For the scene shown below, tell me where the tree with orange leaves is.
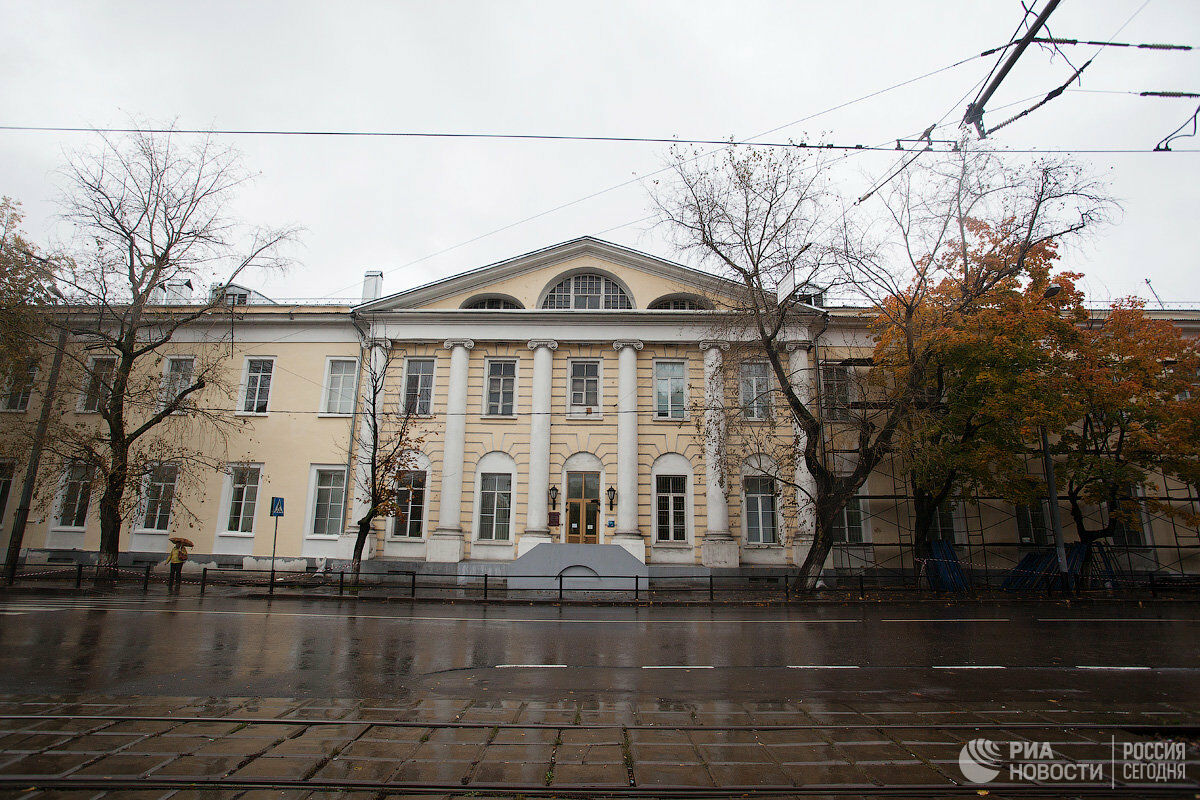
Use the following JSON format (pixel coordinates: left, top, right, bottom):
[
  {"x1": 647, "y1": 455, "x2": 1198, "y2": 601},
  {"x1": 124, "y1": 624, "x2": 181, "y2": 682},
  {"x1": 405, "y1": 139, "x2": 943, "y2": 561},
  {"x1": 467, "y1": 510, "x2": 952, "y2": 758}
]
[{"x1": 1042, "y1": 299, "x2": 1200, "y2": 554}]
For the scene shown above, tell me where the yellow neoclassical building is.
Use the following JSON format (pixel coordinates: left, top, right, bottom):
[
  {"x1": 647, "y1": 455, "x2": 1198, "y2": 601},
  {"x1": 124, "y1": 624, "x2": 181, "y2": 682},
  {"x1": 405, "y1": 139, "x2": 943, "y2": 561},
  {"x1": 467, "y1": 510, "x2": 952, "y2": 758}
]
[{"x1": 2, "y1": 237, "x2": 1198, "y2": 578}]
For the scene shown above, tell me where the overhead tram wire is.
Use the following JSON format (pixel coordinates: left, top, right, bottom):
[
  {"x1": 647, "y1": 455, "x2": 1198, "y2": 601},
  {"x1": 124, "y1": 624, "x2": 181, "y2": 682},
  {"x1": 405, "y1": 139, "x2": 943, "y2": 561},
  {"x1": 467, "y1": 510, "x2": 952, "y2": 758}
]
[{"x1": 305, "y1": 44, "x2": 1035, "y2": 300}]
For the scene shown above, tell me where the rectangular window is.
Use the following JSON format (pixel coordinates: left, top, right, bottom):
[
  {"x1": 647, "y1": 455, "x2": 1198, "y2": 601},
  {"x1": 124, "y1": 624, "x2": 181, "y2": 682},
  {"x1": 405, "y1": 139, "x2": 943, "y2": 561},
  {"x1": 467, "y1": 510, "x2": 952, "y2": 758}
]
[
  {"x1": 569, "y1": 360, "x2": 600, "y2": 412},
  {"x1": 141, "y1": 463, "x2": 179, "y2": 532},
  {"x1": 1016, "y1": 500, "x2": 1050, "y2": 547},
  {"x1": 929, "y1": 502, "x2": 959, "y2": 544},
  {"x1": 740, "y1": 362, "x2": 772, "y2": 420},
  {"x1": 242, "y1": 359, "x2": 273, "y2": 413},
  {"x1": 655, "y1": 475, "x2": 687, "y2": 542},
  {"x1": 1108, "y1": 488, "x2": 1147, "y2": 547},
  {"x1": 654, "y1": 361, "x2": 686, "y2": 419},
  {"x1": 161, "y1": 357, "x2": 195, "y2": 407},
  {"x1": 478, "y1": 472, "x2": 512, "y2": 540},
  {"x1": 311, "y1": 468, "x2": 346, "y2": 536},
  {"x1": 324, "y1": 358, "x2": 357, "y2": 414},
  {"x1": 831, "y1": 496, "x2": 865, "y2": 544},
  {"x1": 821, "y1": 364, "x2": 851, "y2": 422},
  {"x1": 744, "y1": 476, "x2": 778, "y2": 544},
  {"x1": 393, "y1": 470, "x2": 426, "y2": 538},
  {"x1": 81, "y1": 357, "x2": 117, "y2": 413},
  {"x1": 226, "y1": 466, "x2": 260, "y2": 533},
  {"x1": 2, "y1": 359, "x2": 37, "y2": 412},
  {"x1": 0, "y1": 461, "x2": 14, "y2": 519},
  {"x1": 403, "y1": 358, "x2": 435, "y2": 415},
  {"x1": 485, "y1": 360, "x2": 516, "y2": 416},
  {"x1": 58, "y1": 463, "x2": 93, "y2": 528}
]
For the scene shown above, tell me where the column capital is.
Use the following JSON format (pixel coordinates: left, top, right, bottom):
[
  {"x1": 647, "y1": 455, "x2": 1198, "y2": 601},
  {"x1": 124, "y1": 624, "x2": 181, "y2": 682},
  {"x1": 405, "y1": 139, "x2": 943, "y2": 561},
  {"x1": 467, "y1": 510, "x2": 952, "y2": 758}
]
[
  {"x1": 613, "y1": 339, "x2": 643, "y2": 351},
  {"x1": 784, "y1": 340, "x2": 814, "y2": 352},
  {"x1": 699, "y1": 340, "x2": 729, "y2": 352},
  {"x1": 527, "y1": 339, "x2": 559, "y2": 351},
  {"x1": 443, "y1": 338, "x2": 475, "y2": 351}
]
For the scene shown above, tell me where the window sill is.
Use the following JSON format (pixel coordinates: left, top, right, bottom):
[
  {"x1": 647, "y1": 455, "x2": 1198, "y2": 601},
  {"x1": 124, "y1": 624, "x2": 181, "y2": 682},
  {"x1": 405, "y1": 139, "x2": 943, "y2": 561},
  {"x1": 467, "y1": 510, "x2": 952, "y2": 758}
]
[
  {"x1": 652, "y1": 540, "x2": 692, "y2": 548},
  {"x1": 216, "y1": 530, "x2": 256, "y2": 538},
  {"x1": 481, "y1": 415, "x2": 517, "y2": 420},
  {"x1": 651, "y1": 415, "x2": 688, "y2": 423},
  {"x1": 744, "y1": 542, "x2": 782, "y2": 549},
  {"x1": 387, "y1": 535, "x2": 425, "y2": 542},
  {"x1": 305, "y1": 534, "x2": 341, "y2": 541},
  {"x1": 0, "y1": 408, "x2": 30, "y2": 414},
  {"x1": 234, "y1": 411, "x2": 269, "y2": 418},
  {"x1": 316, "y1": 412, "x2": 353, "y2": 419},
  {"x1": 473, "y1": 538, "x2": 513, "y2": 545},
  {"x1": 132, "y1": 529, "x2": 170, "y2": 536},
  {"x1": 566, "y1": 413, "x2": 605, "y2": 421},
  {"x1": 49, "y1": 526, "x2": 86, "y2": 534},
  {"x1": 403, "y1": 412, "x2": 435, "y2": 419}
]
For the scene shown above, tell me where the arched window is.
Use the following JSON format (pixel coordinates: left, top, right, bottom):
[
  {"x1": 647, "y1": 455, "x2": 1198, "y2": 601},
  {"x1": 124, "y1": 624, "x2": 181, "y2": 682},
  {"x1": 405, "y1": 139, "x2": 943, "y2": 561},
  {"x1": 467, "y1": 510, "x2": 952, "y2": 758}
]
[
  {"x1": 649, "y1": 294, "x2": 710, "y2": 311},
  {"x1": 541, "y1": 274, "x2": 632, "y2": 310},
  {"x1": 463, "y1": 296, "x2": 522, "y2": 310}
]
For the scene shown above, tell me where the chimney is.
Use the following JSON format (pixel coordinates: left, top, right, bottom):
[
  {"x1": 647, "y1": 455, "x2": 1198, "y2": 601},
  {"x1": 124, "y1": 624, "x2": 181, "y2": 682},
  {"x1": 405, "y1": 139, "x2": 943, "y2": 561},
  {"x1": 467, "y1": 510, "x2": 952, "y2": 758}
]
[{"x1": 361, "y1": 270, "x2": 383, "y2": 302}]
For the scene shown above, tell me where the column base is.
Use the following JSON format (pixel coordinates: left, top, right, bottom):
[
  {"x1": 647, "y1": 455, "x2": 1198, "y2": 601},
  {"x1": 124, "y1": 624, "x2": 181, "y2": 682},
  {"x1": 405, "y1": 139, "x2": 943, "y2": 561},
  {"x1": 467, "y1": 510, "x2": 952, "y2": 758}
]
[
  {"x1": 610, "y1": 532, "x2": 646, "y2": 563},
  {"x1": 517, "y1": 529, "x2": 554, "y2": 557},
  {"x1": 701, "y1": 533, "x2": 740, "y2": 568},
  {"x1": 427, "y1": 529, "x2": 464, "y2": 563}
]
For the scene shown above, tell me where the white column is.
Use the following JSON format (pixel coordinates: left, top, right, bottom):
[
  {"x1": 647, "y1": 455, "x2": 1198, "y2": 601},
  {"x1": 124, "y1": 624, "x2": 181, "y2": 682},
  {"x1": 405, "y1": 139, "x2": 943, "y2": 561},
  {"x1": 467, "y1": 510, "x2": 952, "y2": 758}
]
[
  {"x1": 428, "y1": 338, "x2": 473, "y2": 563},
  {"x1": 612, "y1": 340, "x2": 645, "y2": 562},
  {"x1": 700, "y1": 341, "x2": 738, "y2": 568},
  {"x1": 519, "y1": 339, "x2": 557, "y2": 556},
  {"x1": 788, "y1": 341, "x2": 818, "y2": 564}
]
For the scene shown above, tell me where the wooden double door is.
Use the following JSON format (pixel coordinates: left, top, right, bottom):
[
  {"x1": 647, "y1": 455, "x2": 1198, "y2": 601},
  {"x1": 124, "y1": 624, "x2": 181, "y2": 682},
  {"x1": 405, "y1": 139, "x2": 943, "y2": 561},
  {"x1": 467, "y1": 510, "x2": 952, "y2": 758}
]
[{"x1": 565, "y1": 471, "x2": 600, "y2": 544}]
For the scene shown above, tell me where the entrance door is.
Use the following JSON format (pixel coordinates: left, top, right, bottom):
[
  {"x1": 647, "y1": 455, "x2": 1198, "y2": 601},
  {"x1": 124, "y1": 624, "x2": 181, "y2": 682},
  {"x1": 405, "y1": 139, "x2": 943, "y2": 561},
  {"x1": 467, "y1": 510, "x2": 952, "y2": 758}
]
[{"x1": 565, "y1": 471, "x2": 600, "y2": 544}]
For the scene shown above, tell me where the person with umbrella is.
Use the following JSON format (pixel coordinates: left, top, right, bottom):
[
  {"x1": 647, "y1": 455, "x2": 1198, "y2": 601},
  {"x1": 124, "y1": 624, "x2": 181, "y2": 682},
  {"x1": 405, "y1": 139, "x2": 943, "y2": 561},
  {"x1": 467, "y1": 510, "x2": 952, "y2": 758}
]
[{"x1": 167, "y1": 537, "x2": 193, "y2": 591}]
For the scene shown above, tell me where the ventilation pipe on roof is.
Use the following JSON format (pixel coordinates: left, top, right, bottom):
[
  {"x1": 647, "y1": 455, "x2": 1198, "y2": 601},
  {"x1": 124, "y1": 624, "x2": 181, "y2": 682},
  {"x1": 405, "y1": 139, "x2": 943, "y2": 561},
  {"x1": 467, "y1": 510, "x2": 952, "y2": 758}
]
[{"x1": 362, "y1": 270, "x2": 383, "y2": 302}]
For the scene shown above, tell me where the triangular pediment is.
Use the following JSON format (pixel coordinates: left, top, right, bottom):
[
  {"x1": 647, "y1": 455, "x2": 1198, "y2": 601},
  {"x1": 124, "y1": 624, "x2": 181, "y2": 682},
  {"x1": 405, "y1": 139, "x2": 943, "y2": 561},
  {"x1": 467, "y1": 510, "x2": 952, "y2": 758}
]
[{"x1": 355, "y1": 237, "x2": 739, "y2": 312}]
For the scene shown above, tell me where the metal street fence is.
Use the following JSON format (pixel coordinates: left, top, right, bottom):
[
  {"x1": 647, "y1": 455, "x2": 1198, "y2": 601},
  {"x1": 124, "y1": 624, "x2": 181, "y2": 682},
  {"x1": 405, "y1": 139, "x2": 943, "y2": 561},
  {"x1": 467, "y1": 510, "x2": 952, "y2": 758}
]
[{"x1": 4, "y1": 549, "x2": 1200, "y2": 601}]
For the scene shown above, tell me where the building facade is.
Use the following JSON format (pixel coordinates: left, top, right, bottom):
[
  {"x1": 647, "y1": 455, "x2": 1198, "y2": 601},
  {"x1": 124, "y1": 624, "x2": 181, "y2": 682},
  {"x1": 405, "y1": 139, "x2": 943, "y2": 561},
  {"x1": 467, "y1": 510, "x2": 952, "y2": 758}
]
[{"x1": 2, "y1": 237, "x2": 1197, "y2": 576}]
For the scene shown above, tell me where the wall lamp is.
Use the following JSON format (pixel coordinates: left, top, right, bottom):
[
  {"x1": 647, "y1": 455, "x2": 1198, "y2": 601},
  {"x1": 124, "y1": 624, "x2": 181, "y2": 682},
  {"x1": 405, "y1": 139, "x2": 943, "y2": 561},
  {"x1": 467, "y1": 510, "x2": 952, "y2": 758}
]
[
  {"x1": 606, "y1": 485, "x2": 617, "y2": 511},
  {"x1": 548, "y1": 485, "x2": 559, "y2": 509}
]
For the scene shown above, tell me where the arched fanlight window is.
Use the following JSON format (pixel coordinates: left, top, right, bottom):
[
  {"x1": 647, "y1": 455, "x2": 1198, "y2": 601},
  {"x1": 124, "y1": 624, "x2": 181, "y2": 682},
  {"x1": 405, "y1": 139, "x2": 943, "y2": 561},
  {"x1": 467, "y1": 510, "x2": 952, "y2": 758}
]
[
  {"x1": 541, "y1": 274, "x2": 632, "y2": 310},
  {"x1": 464, "y1": 297, "x2": 522, "y2": 309},
  {"x1": 648, "y1": 293, "x2": 713, "y2": 311}
]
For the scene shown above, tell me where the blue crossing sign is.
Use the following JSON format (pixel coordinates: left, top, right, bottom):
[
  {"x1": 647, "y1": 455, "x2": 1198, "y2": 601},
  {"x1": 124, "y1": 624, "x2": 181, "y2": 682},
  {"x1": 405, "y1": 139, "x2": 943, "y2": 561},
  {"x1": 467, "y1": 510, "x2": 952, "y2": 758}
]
[{"x1": 270, "y1": 497, "x2": 285, "y2": 517}]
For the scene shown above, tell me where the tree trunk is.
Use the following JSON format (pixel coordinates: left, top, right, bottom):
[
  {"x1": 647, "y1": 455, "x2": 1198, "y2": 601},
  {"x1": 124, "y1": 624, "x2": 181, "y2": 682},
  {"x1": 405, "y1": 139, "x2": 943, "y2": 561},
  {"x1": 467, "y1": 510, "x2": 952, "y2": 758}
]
[
  {"x1": 95, "y1": 450, "x2": 128, "y2": 589},
  {"x1": 96, "y1": 481, "x2": 123, "y2": 589},
  {"x1": 911, "y1": 485, "x2": 937, "y2": 589},
  {"x1": 793, "y1": 528, "x2": 833, "y2": 590},
  {"x1": 351, "y1": 514, "x2": 373, "y2": 587}
]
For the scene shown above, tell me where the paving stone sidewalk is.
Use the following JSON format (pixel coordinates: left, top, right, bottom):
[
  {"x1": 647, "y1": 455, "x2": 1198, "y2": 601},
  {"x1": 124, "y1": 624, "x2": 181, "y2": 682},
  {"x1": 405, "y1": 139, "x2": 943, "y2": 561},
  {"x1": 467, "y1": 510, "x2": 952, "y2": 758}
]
[{"x1": 0, "y1": 694, "x2": 1197, "y2": 798}]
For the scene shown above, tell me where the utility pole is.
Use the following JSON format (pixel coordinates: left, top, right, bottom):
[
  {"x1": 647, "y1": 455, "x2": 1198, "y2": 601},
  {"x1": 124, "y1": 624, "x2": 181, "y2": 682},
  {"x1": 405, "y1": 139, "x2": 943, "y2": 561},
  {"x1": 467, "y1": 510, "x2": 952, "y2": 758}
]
[
  {"x1": 1040, "y1": 426, "x2": 1070, "y2": 590},
  {"x1": 5, "y1": 327, "x2": 68, "y2": 584},
  {"x1": 963, "y1": 0, "x2": 1065, "y2": 136}
]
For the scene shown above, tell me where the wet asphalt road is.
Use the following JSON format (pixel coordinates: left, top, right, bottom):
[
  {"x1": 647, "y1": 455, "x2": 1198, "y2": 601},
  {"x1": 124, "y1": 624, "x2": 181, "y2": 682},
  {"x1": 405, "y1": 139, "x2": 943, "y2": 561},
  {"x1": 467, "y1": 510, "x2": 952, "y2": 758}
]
[{"x1": 0, "y1": 595, "x2": 1197, "y2": 708}]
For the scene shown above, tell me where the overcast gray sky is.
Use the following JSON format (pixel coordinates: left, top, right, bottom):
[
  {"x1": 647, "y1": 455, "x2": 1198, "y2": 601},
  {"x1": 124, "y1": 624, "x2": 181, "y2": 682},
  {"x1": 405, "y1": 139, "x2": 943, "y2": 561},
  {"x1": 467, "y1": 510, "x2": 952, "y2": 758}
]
[{"x1": 2, "y1": 1, "x2": 1197, "y2": 304}]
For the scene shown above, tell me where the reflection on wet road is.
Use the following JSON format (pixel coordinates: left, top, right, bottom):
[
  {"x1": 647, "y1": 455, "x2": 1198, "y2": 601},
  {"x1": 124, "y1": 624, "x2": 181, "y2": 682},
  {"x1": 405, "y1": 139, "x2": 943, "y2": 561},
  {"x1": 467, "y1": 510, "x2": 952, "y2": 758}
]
[{"x1": 1, "y1": 596, "x2": 1197, "y2": 705}]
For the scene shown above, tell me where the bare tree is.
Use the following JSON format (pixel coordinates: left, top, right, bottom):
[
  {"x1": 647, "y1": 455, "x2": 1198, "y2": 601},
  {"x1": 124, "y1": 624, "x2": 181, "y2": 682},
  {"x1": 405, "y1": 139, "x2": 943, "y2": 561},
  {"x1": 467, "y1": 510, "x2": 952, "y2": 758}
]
[
  {"x1": 654, "y1": 143, "x2": 1109, "y2": 587},
  {"x1": 349, "y1": 341, "x2": 423, "y2": 584},
  {"x1": 31, "y1": 127, "x2": 295, "y2": 584}
]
